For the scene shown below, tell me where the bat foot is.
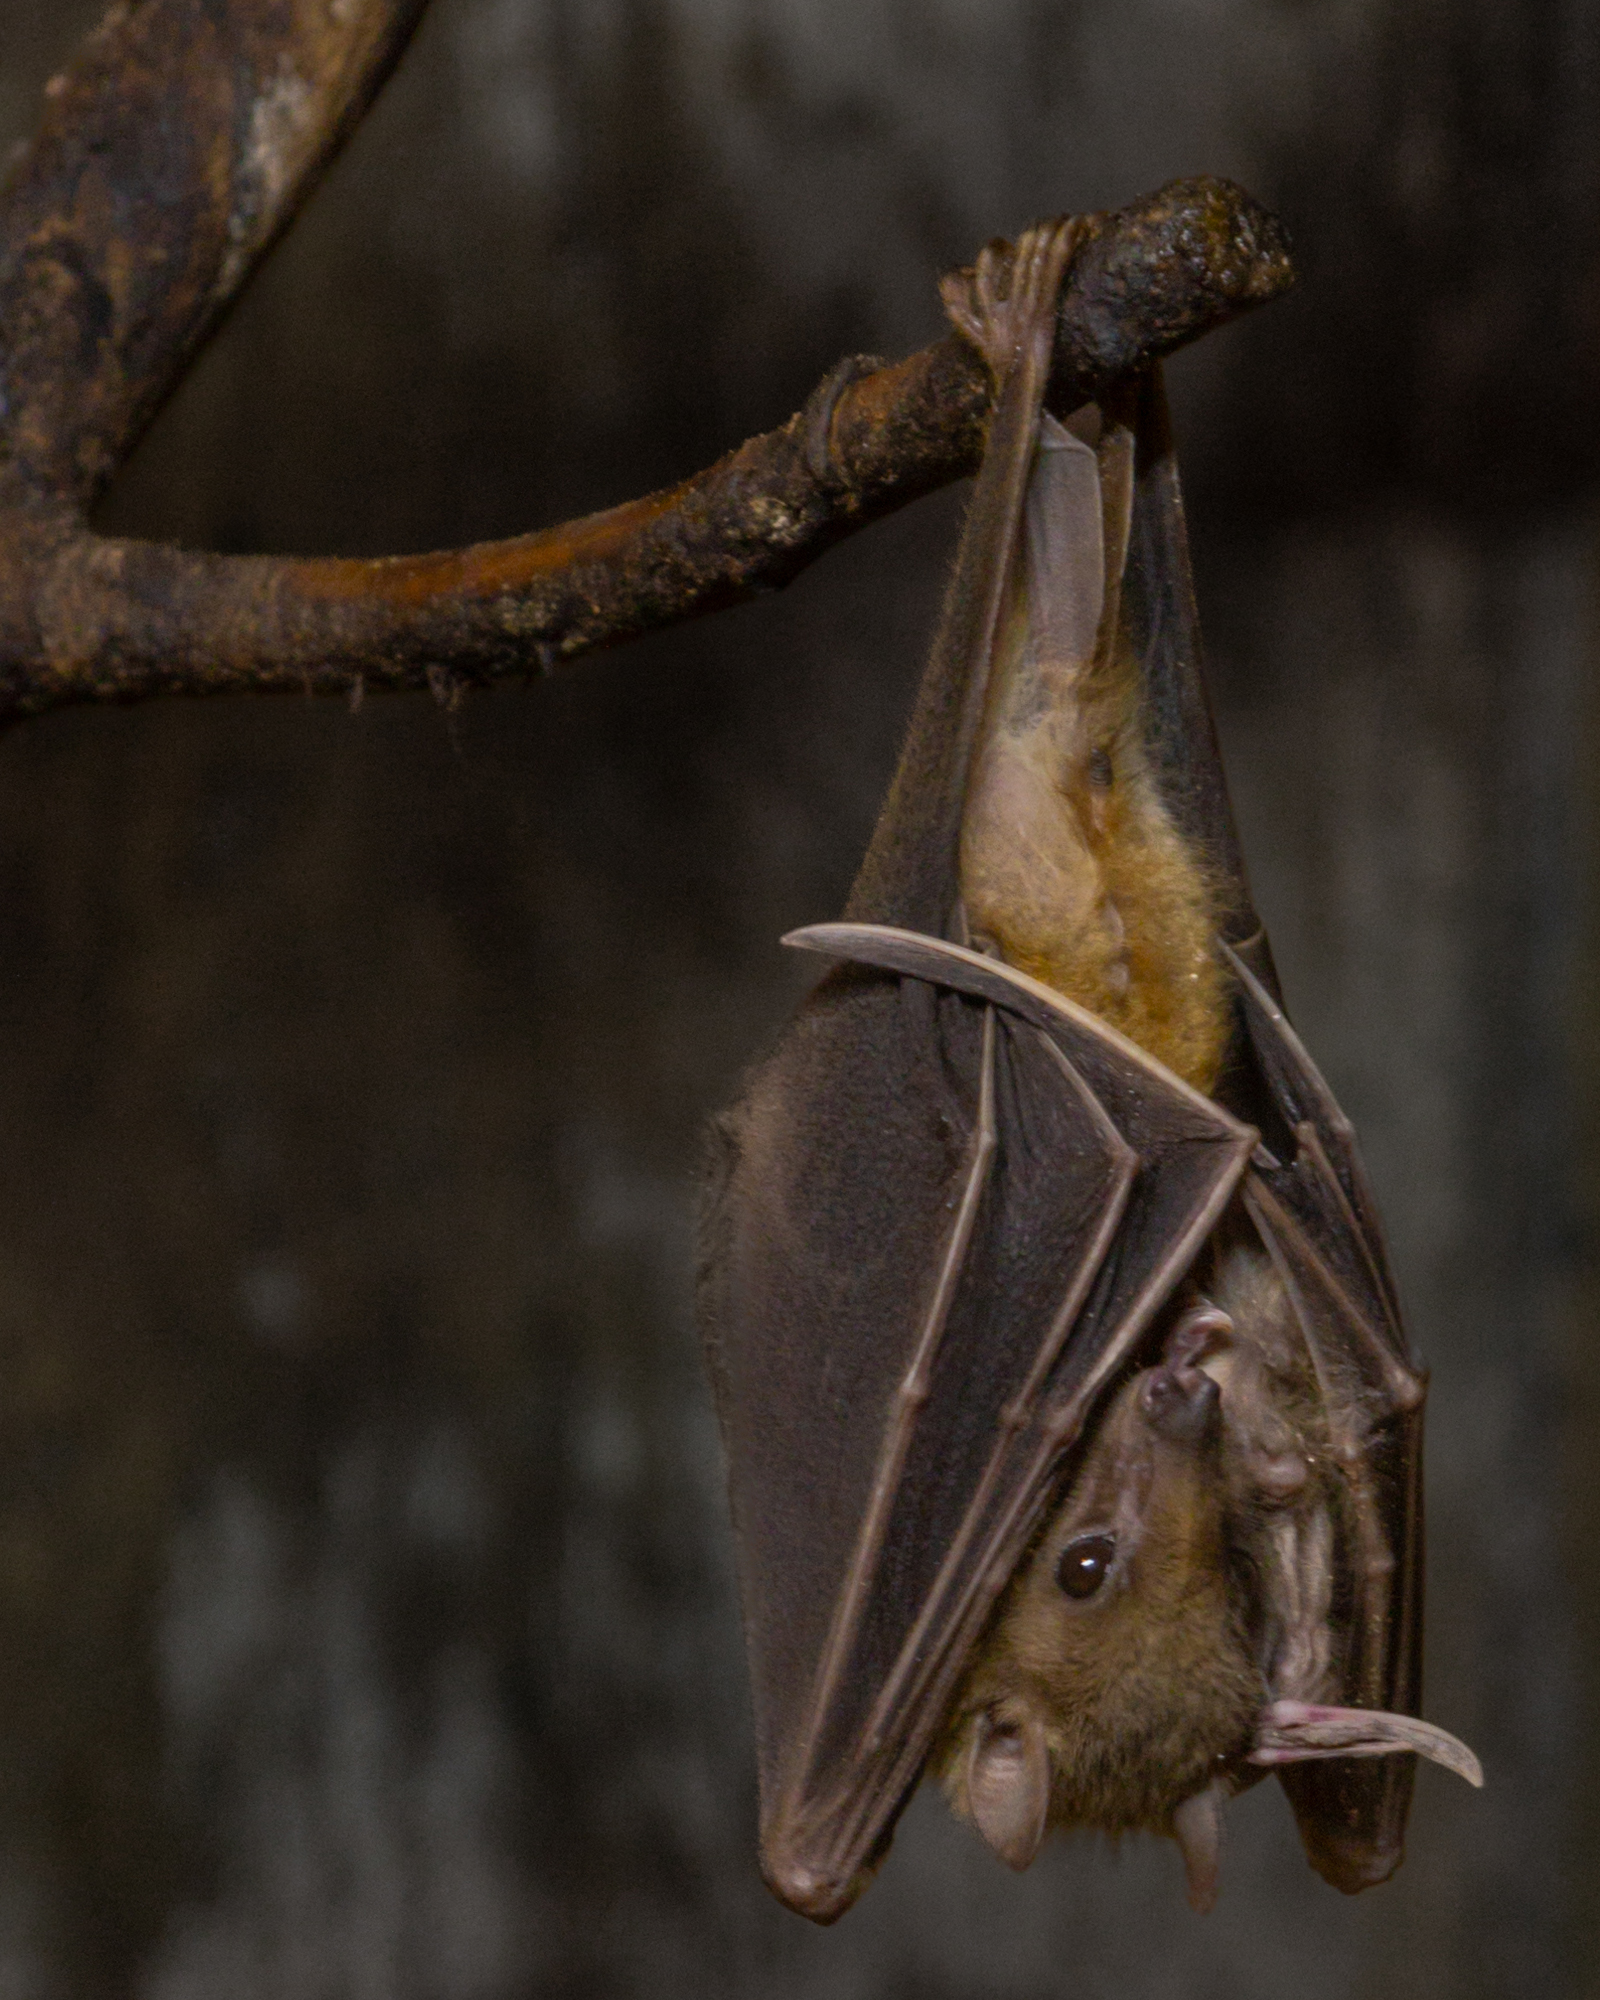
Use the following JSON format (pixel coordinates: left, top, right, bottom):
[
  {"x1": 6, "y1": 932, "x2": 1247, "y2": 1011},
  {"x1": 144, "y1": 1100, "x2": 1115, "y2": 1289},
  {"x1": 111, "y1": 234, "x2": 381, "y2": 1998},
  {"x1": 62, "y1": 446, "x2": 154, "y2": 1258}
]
[{"x1": 939, "y1": 218, "x2": 1086, "y2": 385}]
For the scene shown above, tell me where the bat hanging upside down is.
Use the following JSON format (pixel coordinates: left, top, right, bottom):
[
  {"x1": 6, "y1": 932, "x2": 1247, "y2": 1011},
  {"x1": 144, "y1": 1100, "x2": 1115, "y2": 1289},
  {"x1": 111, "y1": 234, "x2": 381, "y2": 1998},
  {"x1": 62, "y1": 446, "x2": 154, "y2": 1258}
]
[{"x1": 698, "y1": 216, "x2": 1480, "y2": 1923}]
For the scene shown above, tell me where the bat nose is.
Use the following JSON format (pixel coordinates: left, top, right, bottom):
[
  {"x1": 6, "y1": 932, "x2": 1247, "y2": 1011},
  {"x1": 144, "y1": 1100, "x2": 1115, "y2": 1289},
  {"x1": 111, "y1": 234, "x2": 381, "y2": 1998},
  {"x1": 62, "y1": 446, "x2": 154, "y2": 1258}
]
[{"x1": 1140, "y1": 1361, "x2": 1220, "y2": 1444}]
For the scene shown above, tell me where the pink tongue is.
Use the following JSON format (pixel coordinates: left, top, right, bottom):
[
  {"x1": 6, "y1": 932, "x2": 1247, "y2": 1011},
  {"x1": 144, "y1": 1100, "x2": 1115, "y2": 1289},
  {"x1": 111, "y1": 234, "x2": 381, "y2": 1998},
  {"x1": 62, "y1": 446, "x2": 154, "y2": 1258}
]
[{"x1": 1248, "y1": 1701, "x2": 1483, "y2": 1788}]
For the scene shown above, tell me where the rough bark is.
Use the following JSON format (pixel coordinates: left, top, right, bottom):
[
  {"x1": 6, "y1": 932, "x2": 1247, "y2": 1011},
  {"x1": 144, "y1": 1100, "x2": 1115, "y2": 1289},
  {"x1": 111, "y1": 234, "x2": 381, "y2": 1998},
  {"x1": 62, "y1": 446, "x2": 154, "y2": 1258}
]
[{"x1": 0, "y1": 1, "x2": 1292, "y2": 726}]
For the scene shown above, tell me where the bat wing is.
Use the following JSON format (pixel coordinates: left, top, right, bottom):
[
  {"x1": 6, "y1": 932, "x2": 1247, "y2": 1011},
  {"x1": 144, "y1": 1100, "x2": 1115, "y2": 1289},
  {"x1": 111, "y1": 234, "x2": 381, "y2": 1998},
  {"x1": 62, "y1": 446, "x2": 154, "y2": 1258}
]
[
  {"x1": 1120, "y1": 369, "x2": 1436, "y2": 1886},
  {"x1": 1223, "y1": 942, "x2": 1428, "y2": 1891},
  {"x1": 1119, "y1": 367, "x2": 1295, "y2": 1006},
  {"x1": 700, "y1": 924, "x2": 1254, "y2": 1920}
]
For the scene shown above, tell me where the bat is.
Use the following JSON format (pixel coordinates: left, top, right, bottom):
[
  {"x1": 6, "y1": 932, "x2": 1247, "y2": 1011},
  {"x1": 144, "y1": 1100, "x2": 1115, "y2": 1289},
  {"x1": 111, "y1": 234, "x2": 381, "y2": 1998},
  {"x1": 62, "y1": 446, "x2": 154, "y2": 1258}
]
[{"x1": 698, "y1": 216, "x2": 1480, "y2": 1924}]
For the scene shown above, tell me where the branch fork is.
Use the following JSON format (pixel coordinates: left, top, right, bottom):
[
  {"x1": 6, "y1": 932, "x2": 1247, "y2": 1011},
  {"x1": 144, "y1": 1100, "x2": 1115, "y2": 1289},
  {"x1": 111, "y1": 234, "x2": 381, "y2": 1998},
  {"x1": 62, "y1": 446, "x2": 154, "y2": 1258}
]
[{"x1": 0, "y1": 1, "x2": 1295, "y2": 729}]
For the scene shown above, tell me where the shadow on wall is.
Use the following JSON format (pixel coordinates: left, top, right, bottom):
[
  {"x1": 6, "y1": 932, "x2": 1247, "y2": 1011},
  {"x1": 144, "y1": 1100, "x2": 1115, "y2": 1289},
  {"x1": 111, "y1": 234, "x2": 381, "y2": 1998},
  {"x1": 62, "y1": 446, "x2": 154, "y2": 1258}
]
[{"x1": 0, "y1": 0, "x2": 1594, "y2": 1994}]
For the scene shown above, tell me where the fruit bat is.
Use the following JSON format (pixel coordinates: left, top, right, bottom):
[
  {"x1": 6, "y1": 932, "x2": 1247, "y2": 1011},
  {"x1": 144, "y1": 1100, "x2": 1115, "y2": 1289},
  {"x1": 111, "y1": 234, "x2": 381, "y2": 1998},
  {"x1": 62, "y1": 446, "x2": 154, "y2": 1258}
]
[{"x1": 698, "y1": 217, "x2": 1480, "y2": 1924}]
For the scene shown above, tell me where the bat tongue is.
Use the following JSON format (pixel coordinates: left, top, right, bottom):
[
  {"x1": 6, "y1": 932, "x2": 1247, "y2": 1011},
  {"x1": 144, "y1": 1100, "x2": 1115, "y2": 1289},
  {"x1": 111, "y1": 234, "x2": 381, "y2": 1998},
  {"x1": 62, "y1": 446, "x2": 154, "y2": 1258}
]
[{"x1": 1248, "y1": 1701, "x2": 1484, "y2": 1788}]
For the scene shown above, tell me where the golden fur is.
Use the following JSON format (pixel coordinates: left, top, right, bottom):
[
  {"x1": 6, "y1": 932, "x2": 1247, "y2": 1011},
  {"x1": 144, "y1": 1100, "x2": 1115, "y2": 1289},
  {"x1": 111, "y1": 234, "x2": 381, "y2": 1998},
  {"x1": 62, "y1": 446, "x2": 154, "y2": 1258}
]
[{"x1": 960, "y1": 619, "x2": 1230, "y2": 1096}]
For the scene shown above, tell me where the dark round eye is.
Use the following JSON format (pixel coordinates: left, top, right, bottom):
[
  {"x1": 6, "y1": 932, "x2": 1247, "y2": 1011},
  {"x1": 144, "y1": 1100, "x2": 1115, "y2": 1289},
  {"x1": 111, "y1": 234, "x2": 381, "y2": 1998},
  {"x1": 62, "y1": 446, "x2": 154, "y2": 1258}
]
[
  {"x1": 1087, "y1": 747, "x2": 1114, "y2": 789},
  {"x1": 1056, "y1": 1532, "x2": 1116, "y2": 1600}
]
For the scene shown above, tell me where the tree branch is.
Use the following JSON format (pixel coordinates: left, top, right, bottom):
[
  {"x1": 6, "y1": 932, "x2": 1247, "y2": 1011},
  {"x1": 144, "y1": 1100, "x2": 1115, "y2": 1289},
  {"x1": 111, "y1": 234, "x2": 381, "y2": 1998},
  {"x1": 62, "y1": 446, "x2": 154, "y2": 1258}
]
[
  {"x1": 0, "y1": 172, "x2": 1292, "y2": 726},
  {"x1": 0, "y1": 2, "x2": 1293, "y2": 725},
  {"x1": 0, "y1": 0, "x2": 431, "y2": 514}
]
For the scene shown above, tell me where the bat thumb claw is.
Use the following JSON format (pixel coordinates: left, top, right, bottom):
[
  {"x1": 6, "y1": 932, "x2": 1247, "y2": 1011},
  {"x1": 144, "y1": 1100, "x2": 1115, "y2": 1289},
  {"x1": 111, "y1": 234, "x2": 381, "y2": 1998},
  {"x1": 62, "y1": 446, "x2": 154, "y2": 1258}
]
[{"x1": 1165, "y1": 1298, "x2": 1234, "y2": 1365}]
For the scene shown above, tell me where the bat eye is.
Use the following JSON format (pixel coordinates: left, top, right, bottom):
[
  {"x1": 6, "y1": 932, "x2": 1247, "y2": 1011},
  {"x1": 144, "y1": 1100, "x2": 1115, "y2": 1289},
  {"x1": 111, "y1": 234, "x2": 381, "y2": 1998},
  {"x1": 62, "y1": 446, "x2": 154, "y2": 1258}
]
[
  {"x1": 1056, "y1": 1533, "x2": 1116, "y2": 1599},
  {"x1": 1087, "y1": 747, "x2": 1114, "y2": 789}
]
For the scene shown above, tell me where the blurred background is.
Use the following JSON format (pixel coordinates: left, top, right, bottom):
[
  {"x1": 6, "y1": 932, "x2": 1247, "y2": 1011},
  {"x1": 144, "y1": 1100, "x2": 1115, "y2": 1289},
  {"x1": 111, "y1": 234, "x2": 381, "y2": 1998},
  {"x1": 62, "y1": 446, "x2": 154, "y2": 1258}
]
[{"x1": 0, "y1": 0, "x2": 1596, "y2": 1993}]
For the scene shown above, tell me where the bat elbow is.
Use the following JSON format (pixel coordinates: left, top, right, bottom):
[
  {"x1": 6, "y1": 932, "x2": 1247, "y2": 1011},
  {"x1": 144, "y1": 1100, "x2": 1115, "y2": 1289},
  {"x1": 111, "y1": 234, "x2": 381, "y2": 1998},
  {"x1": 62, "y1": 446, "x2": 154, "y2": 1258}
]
[
  {"x1": 760, "y1": 1846, "x2": 864, "y2": 1924},
  {"x1": 1303, "y1": 1829, "x2": 1404, "y2": 1895}
]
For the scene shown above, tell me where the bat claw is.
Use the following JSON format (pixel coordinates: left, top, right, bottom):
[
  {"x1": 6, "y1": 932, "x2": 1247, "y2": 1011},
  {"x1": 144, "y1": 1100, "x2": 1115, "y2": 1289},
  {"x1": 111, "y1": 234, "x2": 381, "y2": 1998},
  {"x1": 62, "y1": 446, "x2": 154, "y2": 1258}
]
[
  {"x1": 801, "y1": 352, "x2": 887, "y2": 491},
  {"x1": 1140, "y1": 1360, "x2": 1220, "y2": 1444},
  {"x1": 939, "y1": 216, "x2": 1087, "y2": 384}
]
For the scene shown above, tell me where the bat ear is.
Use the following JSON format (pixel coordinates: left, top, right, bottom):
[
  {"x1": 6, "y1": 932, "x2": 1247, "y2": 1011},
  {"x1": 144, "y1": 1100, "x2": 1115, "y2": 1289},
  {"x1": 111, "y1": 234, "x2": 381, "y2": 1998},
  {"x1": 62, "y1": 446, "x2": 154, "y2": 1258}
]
[
  {"x1": 1248, "y1": 1701, "x2": 1483, "y2": 1788},
  {"x1": 1171, "y1": 1783, "x2": 1224, "y2": 1914},
  {"x1": 965, "y1": 1707, "x2": 1052, "y2": 1871}
]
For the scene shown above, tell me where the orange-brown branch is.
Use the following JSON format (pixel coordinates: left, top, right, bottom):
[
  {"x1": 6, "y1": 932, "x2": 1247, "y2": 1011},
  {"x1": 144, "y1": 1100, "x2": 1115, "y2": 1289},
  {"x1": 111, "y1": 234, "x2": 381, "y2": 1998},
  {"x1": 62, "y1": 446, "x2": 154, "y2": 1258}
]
[
  {"x1": 0, "y1": 168, "x2": 1292, "y2": 726},
  {"x1": 0, "y1": 6, "x2": 1291, "y2": 726}
]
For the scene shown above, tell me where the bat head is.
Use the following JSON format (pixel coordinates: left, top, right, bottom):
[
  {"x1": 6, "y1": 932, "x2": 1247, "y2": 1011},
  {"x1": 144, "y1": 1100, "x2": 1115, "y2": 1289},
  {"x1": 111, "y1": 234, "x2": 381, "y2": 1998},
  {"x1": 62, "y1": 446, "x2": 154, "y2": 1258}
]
[
  {"x1": 934, "y1": 1299, "x2": 1265, "y2": 1908},
  {"x1": 935, "y1": 1246, "x2": 1480, "y2": 1909}
]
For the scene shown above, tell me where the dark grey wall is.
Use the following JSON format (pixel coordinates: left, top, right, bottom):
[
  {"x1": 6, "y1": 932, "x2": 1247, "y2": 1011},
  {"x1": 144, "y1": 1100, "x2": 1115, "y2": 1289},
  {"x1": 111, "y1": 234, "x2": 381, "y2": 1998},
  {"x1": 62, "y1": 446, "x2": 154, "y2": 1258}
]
[{"x1": 0, "y1": 1, "x2": 1595, "y2": 1994}]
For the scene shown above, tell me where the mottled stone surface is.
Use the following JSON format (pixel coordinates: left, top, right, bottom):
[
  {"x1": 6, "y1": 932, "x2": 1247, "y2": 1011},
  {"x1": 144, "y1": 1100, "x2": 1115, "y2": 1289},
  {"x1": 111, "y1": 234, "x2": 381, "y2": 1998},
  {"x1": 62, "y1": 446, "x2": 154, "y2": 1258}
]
[{"x1": 0, "y1": 0, "x2": 1595, "y2": 1994}]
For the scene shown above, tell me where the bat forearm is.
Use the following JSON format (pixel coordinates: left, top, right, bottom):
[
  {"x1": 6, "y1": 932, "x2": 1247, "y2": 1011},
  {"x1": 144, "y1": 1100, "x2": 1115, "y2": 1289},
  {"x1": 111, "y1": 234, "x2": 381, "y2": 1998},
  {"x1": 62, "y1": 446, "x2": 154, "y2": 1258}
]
[{"x1": 0, "y1": 179, "x2": 1291, "y2": 728}]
